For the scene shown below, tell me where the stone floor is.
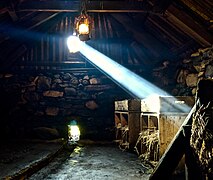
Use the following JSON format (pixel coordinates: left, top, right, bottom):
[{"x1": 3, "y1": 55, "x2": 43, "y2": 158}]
[
  {"x1": 0, "y1": 138, "x2": 65, "y2": 179},
  {"x1": 0, "y1": 139, "x2": 152, "y2": 180},
  {"x1": 27, "y1": 140, "x2": 152, "y2": 180},
  {"x1": 0, "y1": 139, "x2": 185, "y2": 180}
]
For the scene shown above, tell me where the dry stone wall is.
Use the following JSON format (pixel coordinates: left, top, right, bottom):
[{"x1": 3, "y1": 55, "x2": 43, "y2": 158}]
[
  {"x1": 174, "y1": 46, "x2": 213, "y2": 96},
  {"x1": 0, "y1": 72, "x2": 128, "y2": 141},
  {"x1": 151, "y1": 46, "x2": 213, "y2": 96}
]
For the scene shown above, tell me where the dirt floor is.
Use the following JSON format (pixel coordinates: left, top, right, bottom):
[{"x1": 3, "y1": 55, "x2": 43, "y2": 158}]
[
  {"x1": 0, "y1": 139, "x2": 186, "y2": 180},
  {"x1": 27, "y1": 140, "x2": 152, "y2": 180},
  {"x1": 0, "y1": 139, "x2": 64, "y2": 179}
]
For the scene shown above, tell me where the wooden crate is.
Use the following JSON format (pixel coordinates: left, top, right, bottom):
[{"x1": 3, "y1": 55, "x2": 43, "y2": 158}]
[
  {"x1": 115, "y1": 99, "x2": 141, "y2": 111},
  {"x1": 140, "y1": 113, "x2": 158, "y2": 132},
  {"x1": 135, "y1": 112, "x2": 188, "y2": 165},
  {"x1": 114, "y1": 111, "x2": 140, "y2": 150},
  {"x1": 159, "y1": 113, "x2": 188, "y2": 157},
  {"x1": 135, "y1": 130, "x2": 159, "y2": 163},
  {"x1": 140, "y1": 95, "x2": 194, "y2": 158},
  {"x1": 141, "y1": 96, "x2": 195, "y2": 113},
  {"x1": 134, "y1": 113, "x2": 159, "y2": 162}
]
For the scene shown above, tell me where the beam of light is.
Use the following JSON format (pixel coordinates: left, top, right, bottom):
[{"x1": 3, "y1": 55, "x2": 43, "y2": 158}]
[
  {"x1": 0, "y1": 25, "x2": 45, "y2": 41},
  {"x1": 80, "y1": 43, "x2": 168, "y2": 99},
  {"x1": 67, "y1": 39, "x2": 193, "y2": 113},
  {"x1": 67, "y1": 35, "x2": 82, "y2": 53}
]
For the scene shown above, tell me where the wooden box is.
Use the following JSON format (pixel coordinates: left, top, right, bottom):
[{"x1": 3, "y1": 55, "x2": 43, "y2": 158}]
[
  {"x1": 141, "y1": 96, "x2": 194, "y2": 113},
  {"x1": 115, "y1": 99, "x2": 141, "y2": 111},
  {"x1": 139, "y1": 112, "x2": 189, "y2": 157},
  {"x1": 140, "y1": 113, "x2": 158, "y2": 132},
  {"x1": 114, "y1": 111, "x2": 140, "y2": 149},
  {"x1": 135, "y1": 113, "x2": 159, "y2": 162},
  {"x1": 158, "y1": 113, "x2": 188, "y2": 157}
]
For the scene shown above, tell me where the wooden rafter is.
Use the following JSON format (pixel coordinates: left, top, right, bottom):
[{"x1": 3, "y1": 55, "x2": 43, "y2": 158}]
[
  {"x1": 111, "y1": 13, "x2": 170, "y2": 59},
  {"x1": 147, "y1": 16, "x2": 183, "y2": 47},
  {"x1": 165, "y1": 5, "x2": 213, "y2": 47},
  {"x1": 7, "y1": 1, "x2": 19, "y2": 21},
  {"x1": 0, "y1": 12, "x2": 65, "y2": 69},
  {"x1": 0, "y1": 7, "x2": 8, "y2": 15},
  {"x1": 178, "y1": 0, "x2": 213, "y2": 22},
  {"x1": 17, "y1": 1, "x2": 156, "y2": 13}
]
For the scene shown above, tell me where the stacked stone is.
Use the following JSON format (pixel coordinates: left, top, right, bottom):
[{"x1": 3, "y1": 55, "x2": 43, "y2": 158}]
[
  {"x1": 174, "y1": 46, "x2": 213, "y2": 96},
  {"x1": 0, "y1": 72, "x2": 124, "y2": 140}
]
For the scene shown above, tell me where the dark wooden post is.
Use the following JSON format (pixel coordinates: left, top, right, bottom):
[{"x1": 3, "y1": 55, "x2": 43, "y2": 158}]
[{"x1": 183, "y1": 125, "x2": 203, "y2": 180}]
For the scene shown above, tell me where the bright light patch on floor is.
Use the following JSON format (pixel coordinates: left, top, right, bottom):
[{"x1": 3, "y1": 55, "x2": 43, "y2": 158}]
[{"x1": 68, "y1": 125, "x2": 80, "y2": 142}]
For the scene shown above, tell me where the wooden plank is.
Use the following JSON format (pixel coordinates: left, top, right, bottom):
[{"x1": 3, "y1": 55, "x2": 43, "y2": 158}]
[
  {"x1": 112, "y1": 13, "x2": 169, "y2": 58},
  {"x1": 149, "y1": 104, "x2": 196, "y2": 179},
  {"x1": 159, "y1": 115, "x2": 166, "y2": 156},
  {"x1": 159, "y1": 115, "x2": 187, "y2": 157},
  {"x1": 166, "y1": 5, "x2": 213, "y2": 46},
  {"x1": 27, "y1": 13, "x2": 60, "y2": 30},
  {"x1": 128, "y1": 112, "x2": 140, "y2": 149},
  {"x1": 18, "y1": 1, "x2": 154, "y2": 13},
  {"x1": 120, "y1": 113, "x2": 128, "y2": 127},
  {"x1": 141, "y1": 114, "x2": 148, "y2": 130},
  {"x1": 0, "y1": 45, "x2": 27, "y2": 70},
  {"x1": 0, "y1": 12, "x2": 64, "y2": 69},
  {"x1": 0, "y1": 7, "x2": 7, "y2": 15},
  {"x1": 166, "y1": 13, "x2": 211, "y2": 47},
  {"x1": 147, "y1": 16, "x2": 183, "y2": 46},
  {"x1": 141, "y1": 96, "x2": 194, "y2": 113},
  {"x1": 84, "y1": 84, "x2": 114, "y2": 91},
  {"x1": 184, "y1": 125, "x2": 203, "y2": 180},
  {"x1": 114, "y1": 113, "x2": 121, "y2": 127},
  {"x1": 114, "y1": 99, "x2": 141, "y2": 111},
  {"x1": 179, "y1": 0, "x2": 212, "y2": 22},
  {"x1": 8, "y1": 10, "x2": 18, "y2": 21}
]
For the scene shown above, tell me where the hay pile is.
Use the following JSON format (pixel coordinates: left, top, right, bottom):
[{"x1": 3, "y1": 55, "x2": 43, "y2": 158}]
[
  {"x1": 190, "y1": 103, "x2": 213, "y2": 177},
  {"x1": 135, "y1": 130, "x2": 159, "y2": 166}
]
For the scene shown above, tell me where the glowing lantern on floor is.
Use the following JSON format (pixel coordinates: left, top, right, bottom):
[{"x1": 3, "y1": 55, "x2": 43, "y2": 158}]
[{"x1": 68, "y1": 120, "x2": 80, "y2": 142}]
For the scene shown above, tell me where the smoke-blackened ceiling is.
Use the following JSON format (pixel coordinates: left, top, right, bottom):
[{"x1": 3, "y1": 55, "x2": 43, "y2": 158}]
[{"x1": 0, "y1": 0, "x2": 212, "y2": 72}]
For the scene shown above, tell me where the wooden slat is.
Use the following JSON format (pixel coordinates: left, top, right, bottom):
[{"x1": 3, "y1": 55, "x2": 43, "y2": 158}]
[
  {"x1": 0, "y1": 45, "x2": 27, "y2": 70},
  {"x1": 128, "y1": 112, "x2": 140, "y2": 149},
  {"x1": 0, "y1": 7, "x2": 8, "y2": 15},
  {"x1": 112, "y1": 13, "x2": 169, "y2": 59},
  {"x1": 179, "y1": 0, "x2": 212, "y2": 22},
  {"x1": 149, "y1": 104, "x2": 196, "y2": 179},
  {"x1": 147, "y1": 16, "x2": 183, "y2": 46},
  {"x1": 17, "y1": 1, "x2": 154, "y2": 13},
  {"x1": 165, "y1": 5, "x2": 213, "y2": 46}
]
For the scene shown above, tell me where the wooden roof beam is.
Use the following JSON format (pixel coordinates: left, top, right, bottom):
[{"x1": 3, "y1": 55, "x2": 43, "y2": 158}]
[
  {"x1": 17, "y1": 1, "x2": 155, "y2": 13},
  {"x1": 178, "y1": 0, "x2": 212, "y2": 23},
  {"x1": 0, "y1": 12, "x2": 64, "y2": 69},
  {"x1": 147, "y1": 16, "x2": 183, "y2": 46},
  {"x1": 111, "y1": 13, "x2": 170, "y2": 59},
  {"x1": 27, "y1": 13, "x2": 60, "y2": 30},
  {"x1": 8, "y1": 2, "x2": 19, "y2": 22},
  {"x1": 0, "y1": 7, "x2": 8, "y2": 15},
  {"x1": 165, "y1": 5, "x2": 213, "y2": 47},
  {"x1": 0, "y1": 2, "x2": 19, "y2": 21},
  {"x1": 0, "y1": 44, "x2": 27, "y2": 71}
]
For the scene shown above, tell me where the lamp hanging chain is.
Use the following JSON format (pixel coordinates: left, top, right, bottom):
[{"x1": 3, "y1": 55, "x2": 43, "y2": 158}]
[{"x1": 81, "y1": 0, "x2": 88, "y2": 15}]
